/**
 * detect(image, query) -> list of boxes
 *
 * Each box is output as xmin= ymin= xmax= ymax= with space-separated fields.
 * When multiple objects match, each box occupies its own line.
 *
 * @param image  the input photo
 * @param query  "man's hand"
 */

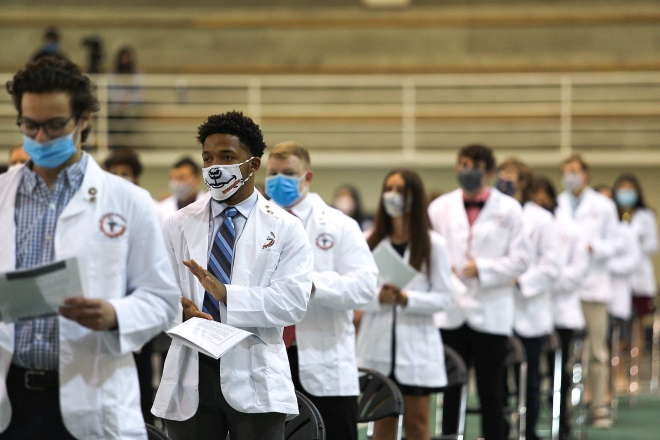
xmin=183 ymin=259 xmax=227 ymax=303
xmin=181 ymin=297 xmax=212 ymax=322
xmin=379 ymin=284 xmax=398 ymax=305
xmin=59 ymin=298 xmax=118 ymax=330
xmin=463 ymin=259 xmax=479 ymax=278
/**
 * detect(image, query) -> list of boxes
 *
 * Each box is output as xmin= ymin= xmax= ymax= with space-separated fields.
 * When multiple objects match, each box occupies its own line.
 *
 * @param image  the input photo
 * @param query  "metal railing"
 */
xmin=2 ymin=72 xmax=660 ymax=167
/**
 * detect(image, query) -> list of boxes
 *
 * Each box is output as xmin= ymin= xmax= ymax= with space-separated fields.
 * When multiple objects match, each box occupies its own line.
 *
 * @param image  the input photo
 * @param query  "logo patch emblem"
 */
xmin=316 ymin=233 xmax=334 ymax=250
xmin=100 ymin=213 xmax=127 ymax=238
xmin=263 ymin=232 xmax=276 ymax=249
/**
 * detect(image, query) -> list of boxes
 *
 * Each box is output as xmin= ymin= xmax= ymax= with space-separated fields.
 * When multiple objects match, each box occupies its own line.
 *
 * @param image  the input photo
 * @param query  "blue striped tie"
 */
xmin=203 ymin=207 xmax=238 ymax=322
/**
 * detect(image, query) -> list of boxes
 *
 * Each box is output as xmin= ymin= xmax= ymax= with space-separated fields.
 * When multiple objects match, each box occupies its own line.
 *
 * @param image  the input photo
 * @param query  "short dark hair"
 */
xmin=561 ymin=153 xmax=589 ymax=172
xmin=103 ymin=147 xmax=143 ymax=178
xmin=531 ymin=176 xmax=558 ymax=212
xmin=458 ymin=144 xmax=496 ymax=171
xmin=6 ymin=56 xmax=99 ymax=142
xmin=197 ymin=110 xmax=267 ymax=158
xmin=173 ymin=157 xmax=200 ymax=176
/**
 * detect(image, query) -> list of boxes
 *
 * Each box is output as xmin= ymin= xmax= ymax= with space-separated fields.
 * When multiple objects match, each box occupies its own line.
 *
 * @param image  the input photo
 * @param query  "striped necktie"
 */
xmin=203 ymin=207 xmax=238 ymax=322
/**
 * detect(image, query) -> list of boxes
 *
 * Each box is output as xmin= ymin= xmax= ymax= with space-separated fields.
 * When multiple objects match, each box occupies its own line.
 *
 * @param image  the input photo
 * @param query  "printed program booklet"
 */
xmin=166 ymin=317 xmax=266 ymax=359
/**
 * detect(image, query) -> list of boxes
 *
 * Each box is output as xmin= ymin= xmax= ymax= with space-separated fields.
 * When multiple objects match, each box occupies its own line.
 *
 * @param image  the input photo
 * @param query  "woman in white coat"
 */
xmin=613 ymin=175 xmax=658 ymax=354
xmin=532 ymin=177 xmax=590 ymax=439
xmin=357 ymin=168 xmax=454 ymax=440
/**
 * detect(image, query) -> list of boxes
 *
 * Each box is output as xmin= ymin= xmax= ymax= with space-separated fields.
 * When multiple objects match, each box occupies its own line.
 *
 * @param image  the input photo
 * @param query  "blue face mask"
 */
xmin=494 ymin=177 xmax=516 ymax=196
xmin=265 ymin=173 xmax=306 ymax=208
xmin=22 ymin=128 xmax=78 ymax=169
xmin=615 ymin=189 xmax=639 ymax=208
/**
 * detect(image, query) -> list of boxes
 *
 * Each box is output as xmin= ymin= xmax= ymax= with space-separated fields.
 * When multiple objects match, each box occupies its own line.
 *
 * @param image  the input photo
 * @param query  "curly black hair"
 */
xmin=6 ymin=55 xmax=99 ymax=142
xmin=197 ymin=110 xmax=267 ymax=158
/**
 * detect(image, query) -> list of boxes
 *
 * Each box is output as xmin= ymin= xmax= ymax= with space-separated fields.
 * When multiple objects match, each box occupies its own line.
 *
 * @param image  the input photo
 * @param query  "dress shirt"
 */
xmin=287 ymin=193 xmax=314 ymax=227
xmin=208 ymin=189 xmax=259 ymax=266
xmin=462 ymin=187 xmax=491 ymax=226
xmin=13 ymin=154 xmax=88 ymax=371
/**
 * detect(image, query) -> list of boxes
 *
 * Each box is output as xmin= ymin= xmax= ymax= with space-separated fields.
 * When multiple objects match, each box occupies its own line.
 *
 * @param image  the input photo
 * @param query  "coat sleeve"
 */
xmin=590 ymin=201 xmax=623 ymax=261
xmin=105 ymin=190 xmax=180 ymax=356
xmin=518 ymin=216 xmax=560 ymax=298
xmin=225 ymin=218 xmax=314 ymax=328
xmin=311 ymin=217 xmax=379 ymax=310
xmin=608 ymin=226 xmax=642 ymax=277
xmin=475 ymin=207 xmax=530 ymax=289
xmin=555 ymin=233 xmax=590 ymax=295
xmin=403 ymin=235 xmax=455 ymax=315
xmin=637 ymin=209 xmax=659 ymax=257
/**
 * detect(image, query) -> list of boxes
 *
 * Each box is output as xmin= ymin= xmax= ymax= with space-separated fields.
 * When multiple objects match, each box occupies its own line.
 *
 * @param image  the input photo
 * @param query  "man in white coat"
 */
xmin=265 ymin=141 xmax=378 ymax=440
xmin=156 ymin=157 xmax=206 ymax=225
xmin=428 ymin=144 xmax=529 ymax=440
xmin=555 ymin=155 xmax=620 ymax=428
xmin=0 ymin=56 xmax=179 ymax=439
xmin=496 ymin=158 xmax=559 ymax=440
xmin=152 ymin=111 xmax=314 ymax=440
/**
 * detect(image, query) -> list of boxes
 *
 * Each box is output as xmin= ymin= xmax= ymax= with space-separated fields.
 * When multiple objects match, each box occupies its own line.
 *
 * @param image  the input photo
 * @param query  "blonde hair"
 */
xmin=270 ymin=141 xmax=311 ymax=170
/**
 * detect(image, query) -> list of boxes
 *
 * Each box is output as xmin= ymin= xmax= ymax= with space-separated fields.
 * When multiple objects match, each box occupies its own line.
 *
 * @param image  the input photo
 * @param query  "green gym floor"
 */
xmin=358 ymin=366 xmax=660 ymax=440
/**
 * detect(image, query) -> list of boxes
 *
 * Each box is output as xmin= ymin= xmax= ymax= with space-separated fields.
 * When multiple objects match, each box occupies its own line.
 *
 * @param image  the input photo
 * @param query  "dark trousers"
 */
xmin=287 ymin=346 xmax=358 ymax=440
xmin=165 ymin=356 xmax=286 ymax=440
xmin=548 ymin=328 xmax=576 ymax=438
xmin=441 ymin=324 xmax=509 ymax=440
xmin=133 ymin=339 xmax=155 ymax=425
xmin=515 ymin=334 xmax=544 ymax=440
xmin=0 ymin=365 xmax=76 ymax=440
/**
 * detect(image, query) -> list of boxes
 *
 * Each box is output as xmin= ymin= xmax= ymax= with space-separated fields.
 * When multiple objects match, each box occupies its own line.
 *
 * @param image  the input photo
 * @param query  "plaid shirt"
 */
xmin=13 ymin=154 xmax=88 ymax=371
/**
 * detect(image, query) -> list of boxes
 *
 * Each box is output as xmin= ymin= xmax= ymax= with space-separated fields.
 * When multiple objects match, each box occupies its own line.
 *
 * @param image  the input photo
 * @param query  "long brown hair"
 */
xmin=367 ymin=168 xmax=432 ymax=277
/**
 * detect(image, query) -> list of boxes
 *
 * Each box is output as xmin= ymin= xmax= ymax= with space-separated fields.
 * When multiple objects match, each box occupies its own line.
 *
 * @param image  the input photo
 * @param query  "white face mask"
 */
xmin=202 ymin=157 xmax=254 ymax=201
xmin=382 ymin=191 xmax=410 ymax=218
xmin=561 ymin=172 xmax=584 ymax=193
xmin=169 ymin=180 xmax=194 ymax=201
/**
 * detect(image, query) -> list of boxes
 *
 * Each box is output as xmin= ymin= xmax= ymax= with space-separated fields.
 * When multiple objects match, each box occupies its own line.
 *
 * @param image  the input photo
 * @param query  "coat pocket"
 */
xmin=249 ymin=343 xmax=292 ymax=405
xmin=248 ymin=250 xmax=281 ymax=287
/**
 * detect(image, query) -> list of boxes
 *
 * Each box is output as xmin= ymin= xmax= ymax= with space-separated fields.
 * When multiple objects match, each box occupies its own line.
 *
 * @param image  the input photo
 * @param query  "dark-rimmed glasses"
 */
xmin=17 ymin=115 xmax=75 ymax=139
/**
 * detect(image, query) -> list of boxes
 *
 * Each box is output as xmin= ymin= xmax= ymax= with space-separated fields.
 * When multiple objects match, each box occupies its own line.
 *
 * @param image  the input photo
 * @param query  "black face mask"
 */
xmin=457 ymin=168 xmax=483 ymax=192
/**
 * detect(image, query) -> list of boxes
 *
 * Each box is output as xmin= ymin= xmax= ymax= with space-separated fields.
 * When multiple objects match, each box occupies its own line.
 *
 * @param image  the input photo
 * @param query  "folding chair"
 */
xmin=433 ymin=345 xmax=468 ymax=440
xmin=146 ymin=423 xmax=171 ymax=440
xmin=285 ymin=391 xmax=326 ymax=440
xmin=358 ymin=367 xmax=405 ymax=440
xmin=566 ymin=329 xmax=588 ymax=440
xmin=537 ymin=332 xmax=562 ymax=440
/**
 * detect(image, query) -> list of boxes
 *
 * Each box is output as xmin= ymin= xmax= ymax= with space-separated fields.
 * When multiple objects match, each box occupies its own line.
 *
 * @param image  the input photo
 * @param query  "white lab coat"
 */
xmin=356 ymin=232 xmax=454 ymax=388
xmin=556 ymin=188 xmax=621 ymax=304
xmin=152 ymin=192 xmax=314 ymax=420
xmin=608 ymin=222 xmax=642 ymax=320
xmin=0 ymin=157 xmax=180 ymax=440
xmin=629 ymin=208 xmax=658 ymax=297
xmin=429 ymin=188 xmax=529 ymax=336
xmin=156 ymin=191 xmax=207 ymax=226
xmin=289 ymin=193 xmax=378 ymax=397
xmin=514 ymin=202 xmax=560 ymax=337
xmin=552 ymin=216 xmax=589 ymax=330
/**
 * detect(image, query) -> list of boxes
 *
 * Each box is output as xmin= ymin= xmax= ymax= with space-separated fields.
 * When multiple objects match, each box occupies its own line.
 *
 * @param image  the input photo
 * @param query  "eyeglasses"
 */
xmin=17 ymin=114 xmax=75 ymax=138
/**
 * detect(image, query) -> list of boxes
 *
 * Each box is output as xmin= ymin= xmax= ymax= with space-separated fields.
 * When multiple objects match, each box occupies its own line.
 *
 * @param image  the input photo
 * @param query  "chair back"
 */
xmin=285 ymin=391 xmax=325 ymax=440
xmin=146 ymin=424 xmax=171 ymax=440
xmin=357 ymin=367 xmax=404 ymax=422
xmin=505 ymin=336 xmax=527 ymax=367
xmin=542 ymin=332 xmax=561 ymax=354
xmin=442 ymin=345 xmax=468 ymax=389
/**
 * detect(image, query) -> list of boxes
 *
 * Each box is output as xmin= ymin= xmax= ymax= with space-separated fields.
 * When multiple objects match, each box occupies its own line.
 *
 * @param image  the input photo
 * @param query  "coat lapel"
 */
xmin=232 ymin=194 xmax=279 ymax=286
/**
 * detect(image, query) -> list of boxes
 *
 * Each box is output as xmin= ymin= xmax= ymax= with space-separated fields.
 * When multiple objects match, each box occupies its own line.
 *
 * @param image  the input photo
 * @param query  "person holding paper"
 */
xmin=0 ymin=56 xmax=180 ymax=440
xmin=496 ymin=158 xmax=560 ymax=440
xmin=151 ymin=111 xmax=314 ymax=440
xmin=356 ymin=168 xmax=454 ymax=440
xmin=428 ymin=145 xmax=529 ymax=440
xmin=265 ymin=141 xmax=378 ymax=440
